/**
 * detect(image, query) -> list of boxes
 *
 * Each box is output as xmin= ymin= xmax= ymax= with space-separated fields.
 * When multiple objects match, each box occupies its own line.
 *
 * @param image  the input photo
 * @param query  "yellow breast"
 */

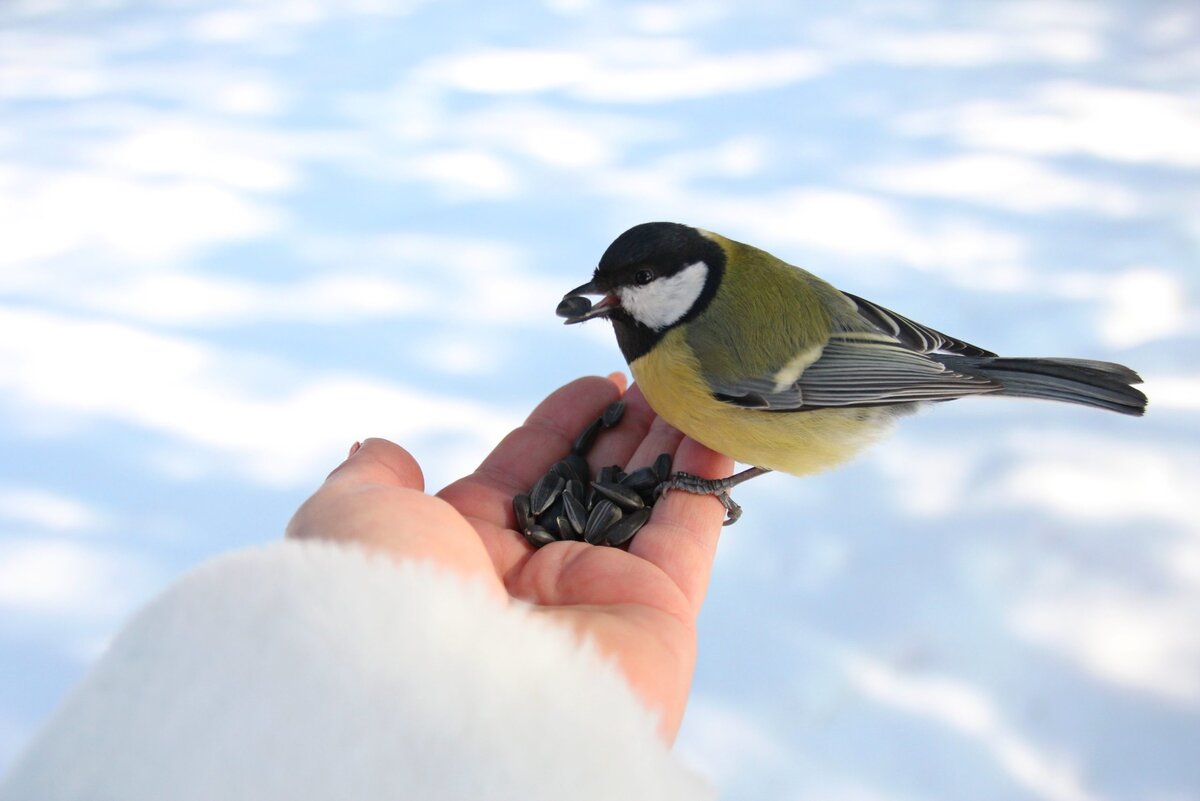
xmin=630 ymin=328 xmax=897 ymax=476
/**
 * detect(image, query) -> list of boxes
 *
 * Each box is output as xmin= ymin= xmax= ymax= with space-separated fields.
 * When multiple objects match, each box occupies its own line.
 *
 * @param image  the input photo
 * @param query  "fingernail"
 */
xmin=326 ymin=442 xmax=362 ymax=482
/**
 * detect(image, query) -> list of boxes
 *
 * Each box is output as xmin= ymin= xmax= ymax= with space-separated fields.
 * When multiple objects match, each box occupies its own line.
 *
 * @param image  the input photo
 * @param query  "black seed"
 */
xmin=654 ymin=453 xmax=672 ymax=482
xmin=525 ymin=525 xmax=557 ymax=548
xmin=563 ymin=492 xmax=589 ymax=536
xmin=556 ymin=295 xmax=592 ymax=319
xmin=550 ymin=460 xmax=576 ymax=481
xmin=564 ymin=453 xmax=590 ymax=484
xmin=513 ymin=494 xmax=532 ymax=532
xmin=572 ymin=417 xmax=602 ymax=456
xmin=529 ymin=473 xmax=565 ymax=516
xmin=586 ymin=484 xmax=597 ymax=508
xmin=604 ymin=507 xmax=651 ymax=546
xmin=597 ymin=465 xmax=617 ymax=484
xmin=539 ymin=495 xmax=565 ymax=527
xmin=564 ymin=478 xmax=585 ymax=502
xmin=556 ymin=515 xmax=578 ymax=540
xmin=620 ymin=466 xmax=660 ymax=493
xmin=584 ymin=499 xmax=622 ymax=544
xmin=601 ymin=400 xmax=625 ymax=429
xmin=592 ymin=480 xmax=645 ymax=511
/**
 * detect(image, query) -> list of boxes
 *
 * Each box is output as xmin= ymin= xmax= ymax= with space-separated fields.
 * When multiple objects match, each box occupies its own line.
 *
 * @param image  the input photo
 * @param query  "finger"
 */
xmin=323 ymin=437 xmax=426 ymax=491
xmin=289 ymin=438 xmax=425 ymax=544
xmin=474 ymin=374 xmax=622 ymax=499
xmin=627 ymin=437 xmax=733 ymax=615
xmin=437 ymin=374 xmax=627 ymax=579
xmin=622 ymin=412 xmax=684 ymax=474
xmin=584 ymin=383 xmax=657 ymax=475
xmin=437 ymin=374 xmax=622 ymax=531
xmin=289 ymin=438 xmax=505 ymax=596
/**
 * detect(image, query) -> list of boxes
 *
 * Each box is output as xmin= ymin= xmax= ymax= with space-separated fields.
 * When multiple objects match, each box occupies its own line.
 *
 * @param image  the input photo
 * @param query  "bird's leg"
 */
xmin=656 ymin=466 xmax=772 ymax=525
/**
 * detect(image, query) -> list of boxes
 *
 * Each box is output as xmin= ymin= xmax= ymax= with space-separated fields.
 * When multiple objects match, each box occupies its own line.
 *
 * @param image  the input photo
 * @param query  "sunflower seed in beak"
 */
xmin=556 ymin=295 xmax=593 ymax=320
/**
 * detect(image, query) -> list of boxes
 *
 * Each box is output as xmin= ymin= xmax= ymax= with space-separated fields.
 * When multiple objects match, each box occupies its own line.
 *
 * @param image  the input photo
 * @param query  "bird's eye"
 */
xmin=634 ymin=269 xmax=655 ymax=286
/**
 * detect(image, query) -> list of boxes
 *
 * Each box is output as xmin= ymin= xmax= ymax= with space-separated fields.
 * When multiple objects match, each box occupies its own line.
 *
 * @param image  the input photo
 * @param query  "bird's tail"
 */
xmin=936 ymin=356 xmax=1147 ymax=416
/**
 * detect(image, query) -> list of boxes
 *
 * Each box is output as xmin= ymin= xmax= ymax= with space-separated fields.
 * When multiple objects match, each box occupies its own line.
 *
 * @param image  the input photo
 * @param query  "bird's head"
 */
xmin=556 ymin=222 xmax=726 ymax=349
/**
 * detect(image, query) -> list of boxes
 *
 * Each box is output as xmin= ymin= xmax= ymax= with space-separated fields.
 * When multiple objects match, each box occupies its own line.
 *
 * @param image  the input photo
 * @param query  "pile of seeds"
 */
xmin=513 ymin=399 xmax=673 ymax=549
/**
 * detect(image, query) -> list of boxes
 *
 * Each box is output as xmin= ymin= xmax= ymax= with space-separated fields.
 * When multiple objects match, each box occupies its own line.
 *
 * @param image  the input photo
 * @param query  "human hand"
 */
xmin=286 ymin=374 xmax=732 ymax=741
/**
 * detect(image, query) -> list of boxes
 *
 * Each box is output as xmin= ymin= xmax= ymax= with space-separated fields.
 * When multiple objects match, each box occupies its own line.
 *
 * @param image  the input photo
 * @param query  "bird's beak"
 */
xmin=556 ymin=279 xmax=620 ymax=324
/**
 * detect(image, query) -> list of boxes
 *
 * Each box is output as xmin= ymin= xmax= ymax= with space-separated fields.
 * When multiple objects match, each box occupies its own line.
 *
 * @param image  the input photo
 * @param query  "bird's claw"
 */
xmin=655 ymin=471 xmax=743 ymax=525
xmin=715 ymin=492 xmax=742 ymax=526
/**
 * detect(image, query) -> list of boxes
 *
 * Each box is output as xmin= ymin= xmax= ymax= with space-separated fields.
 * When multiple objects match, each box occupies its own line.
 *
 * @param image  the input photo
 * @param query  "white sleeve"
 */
xmin=0 ymin=540 xmax=712 ymax=801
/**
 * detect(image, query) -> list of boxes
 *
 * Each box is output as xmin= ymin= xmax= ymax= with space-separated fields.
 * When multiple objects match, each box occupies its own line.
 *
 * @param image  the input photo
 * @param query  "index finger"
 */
xmin=436 ymin=374 xmax=625 ymax=529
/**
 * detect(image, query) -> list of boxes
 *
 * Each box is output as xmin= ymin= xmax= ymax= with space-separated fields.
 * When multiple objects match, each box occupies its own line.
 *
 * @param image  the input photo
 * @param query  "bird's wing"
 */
xmin=708 ymin=336 xmax=1001 ymax=410
xmin=839 ymin=292 xmax=996 ymax=358
xmin=707 ymin=292 xmax=1000 ymax=411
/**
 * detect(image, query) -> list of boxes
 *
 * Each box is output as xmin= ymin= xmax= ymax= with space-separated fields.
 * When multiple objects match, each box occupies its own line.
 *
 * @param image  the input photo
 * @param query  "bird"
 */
xmin=556 ymin=221 xmax=1147 ymax=524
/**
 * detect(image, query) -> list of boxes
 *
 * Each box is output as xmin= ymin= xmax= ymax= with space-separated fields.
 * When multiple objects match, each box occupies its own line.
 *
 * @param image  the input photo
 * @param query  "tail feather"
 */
xmin=937 ymin=355 xmax=1147 ymax=416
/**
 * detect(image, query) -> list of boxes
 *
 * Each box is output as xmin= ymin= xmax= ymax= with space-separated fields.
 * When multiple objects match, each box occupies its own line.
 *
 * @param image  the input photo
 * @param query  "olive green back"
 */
xmin=685 ymin=234 xmax=859 ymax=385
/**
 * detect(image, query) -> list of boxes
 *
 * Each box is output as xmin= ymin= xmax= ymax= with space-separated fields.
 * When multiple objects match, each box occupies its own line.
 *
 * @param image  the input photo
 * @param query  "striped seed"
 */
xmin=591 ymin=480 xmax=645 ymax=511
xmin=604 ymin=507 xmax=651 ymax=547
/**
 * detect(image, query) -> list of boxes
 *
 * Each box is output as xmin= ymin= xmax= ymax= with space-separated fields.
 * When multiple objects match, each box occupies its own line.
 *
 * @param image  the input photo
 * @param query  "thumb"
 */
xmin=324 ymin=437 xmax=426 ymax=492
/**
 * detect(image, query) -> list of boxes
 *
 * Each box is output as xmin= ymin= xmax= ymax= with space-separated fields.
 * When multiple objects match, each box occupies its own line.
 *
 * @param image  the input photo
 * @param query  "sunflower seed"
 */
xmin=584 ymin=499 xmax=622 ymax=544
xmin=563 ymin=453 xmax=591 ymax=484
xmin=597 ymin=465 xmax=617 ymax=484
xmin=529 ymin=473 xmax=565 ymax=516
xmin=601 ymin=400 xmax=625 ymax=429
xmin=525 ymin=525 xmax=557 ymax=548
xmin=604 ymin=507 xmax=651 ymax=547
xmin=556 ymin=295 xmax=592 ymax=319
xmin=564 ymin=478 xmax=585 ymax=502
xmin=563 ymin=492 xmax=589 ymax=537
xmin=538 ymin=495 xmax=565 ymax=528
xmin=654 ymin=452 xmax=672 ymax=482
xmin=550 ymin=460 xmax=576 ymax=481
xmin=592 ymin=480 xmax=645 ymax=511
xmin=620 ymin=466 xmax=659 ymax=493
xmin=556 ymin=515 xmax=578 ymax=540
xmin=513 ymin=494 xmax=532 ymax=532
xmin=572 ymin=417 xmax=602 ymax=456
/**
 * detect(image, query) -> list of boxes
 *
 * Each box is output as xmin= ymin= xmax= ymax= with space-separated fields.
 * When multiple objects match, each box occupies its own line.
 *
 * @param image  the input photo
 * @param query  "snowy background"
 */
xmin=2 ymin=0 xmax=1198 ymax=798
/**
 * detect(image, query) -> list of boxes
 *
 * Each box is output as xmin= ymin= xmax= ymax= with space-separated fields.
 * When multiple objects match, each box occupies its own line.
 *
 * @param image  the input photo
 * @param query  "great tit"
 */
xmin=556 ymin=222 xmax=1147 ymax=523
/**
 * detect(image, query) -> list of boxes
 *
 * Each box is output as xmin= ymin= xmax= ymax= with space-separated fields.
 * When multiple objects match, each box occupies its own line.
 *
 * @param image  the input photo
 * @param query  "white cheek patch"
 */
xmin=617 ymin=261 xmax=708 ymax=331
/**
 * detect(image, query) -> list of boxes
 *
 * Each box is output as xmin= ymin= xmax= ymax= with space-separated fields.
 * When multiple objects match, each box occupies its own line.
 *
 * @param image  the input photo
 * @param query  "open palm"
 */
xmin=287 ymin=375 xmax=731 ymax=741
